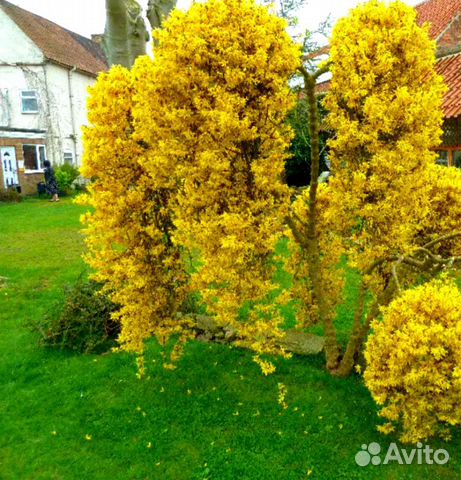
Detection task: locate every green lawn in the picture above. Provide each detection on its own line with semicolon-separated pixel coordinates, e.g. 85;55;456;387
0;198;459;480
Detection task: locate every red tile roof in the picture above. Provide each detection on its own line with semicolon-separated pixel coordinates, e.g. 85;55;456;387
436;52;461;118
315;80;330;94
0;0;107;76
415;0;461;39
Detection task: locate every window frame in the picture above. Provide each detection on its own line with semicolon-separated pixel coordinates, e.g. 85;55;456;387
23;144;46;173
20;90;39;114
435;147;461;167
63;151;74;165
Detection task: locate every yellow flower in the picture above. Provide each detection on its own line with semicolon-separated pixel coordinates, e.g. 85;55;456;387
365;279;461;443
81;0;299;372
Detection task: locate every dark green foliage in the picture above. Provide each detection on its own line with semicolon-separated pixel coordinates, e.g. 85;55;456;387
0;188;22;202
54;163;81;195
35;277;119;353
285;95;330;187
181;291;207;315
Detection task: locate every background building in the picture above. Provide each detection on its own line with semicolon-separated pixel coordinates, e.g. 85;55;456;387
418;0;461;166
0;0;107;194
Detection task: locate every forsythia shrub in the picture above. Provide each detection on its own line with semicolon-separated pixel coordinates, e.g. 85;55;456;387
80;0;300;371
364;279;461;443
325;0;446;294
132;0;300;371
417;164;461;258
78;67;191;363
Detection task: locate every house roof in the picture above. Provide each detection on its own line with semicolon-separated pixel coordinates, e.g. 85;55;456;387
415;0;461;39
436;52;461;118
415;0;461;118
0;0;107;76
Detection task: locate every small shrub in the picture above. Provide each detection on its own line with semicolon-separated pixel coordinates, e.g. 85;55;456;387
364;279;461;443
55;164;81;195
0;188;22;203
35;278;120;353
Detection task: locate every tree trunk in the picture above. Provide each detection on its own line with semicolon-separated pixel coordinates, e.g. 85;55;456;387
104;0;177;69
126;0;149;63
104;0;132;68
335;280;396;377
302;68;342;371
146;0;178;37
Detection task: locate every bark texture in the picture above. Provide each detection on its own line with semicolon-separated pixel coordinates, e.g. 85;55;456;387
104;0;177;68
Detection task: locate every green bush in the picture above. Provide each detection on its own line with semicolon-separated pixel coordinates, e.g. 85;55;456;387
55;163;81;195
34;278;120;354
0;188;22;203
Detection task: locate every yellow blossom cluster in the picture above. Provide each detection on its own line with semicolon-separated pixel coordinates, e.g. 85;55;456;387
131;0;300;366
417;164;461;257
78;66;191;358
325;0;447;292
364;279;461;443
80;0;300;368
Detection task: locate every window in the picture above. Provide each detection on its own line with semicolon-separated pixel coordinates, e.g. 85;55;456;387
454;150;461;169
435;150;449;166
439;118;461;167
63;151;74;165
435;149;461;167
21;90;39;113
23;144;46;171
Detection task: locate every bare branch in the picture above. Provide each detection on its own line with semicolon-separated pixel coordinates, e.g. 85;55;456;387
422;231;461;250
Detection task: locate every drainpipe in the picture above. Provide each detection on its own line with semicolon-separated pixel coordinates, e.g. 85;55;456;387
67;65;78;165
43;64;54;165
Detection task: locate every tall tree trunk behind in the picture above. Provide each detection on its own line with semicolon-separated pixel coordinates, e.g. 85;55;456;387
104;0;133;68
126;0;149;63
146;0;177;41
302;69;341;371
104;0;177;69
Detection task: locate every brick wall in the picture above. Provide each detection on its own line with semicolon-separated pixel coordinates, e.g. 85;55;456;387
0;137;45;195
20;171;44;195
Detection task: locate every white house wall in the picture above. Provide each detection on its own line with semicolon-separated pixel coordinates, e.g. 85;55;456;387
0;65;48;130
0;63;97;168
45;63;96;166
0;7;44;64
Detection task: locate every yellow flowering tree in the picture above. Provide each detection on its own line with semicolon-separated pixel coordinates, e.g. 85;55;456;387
325;0;446;274
134;0;300;371
78;67;191;369
81;0;300;372
288;0;460;376
364;279;461;443
81;0;461;384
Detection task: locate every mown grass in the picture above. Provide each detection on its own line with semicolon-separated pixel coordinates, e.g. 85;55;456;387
0;198;459;480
